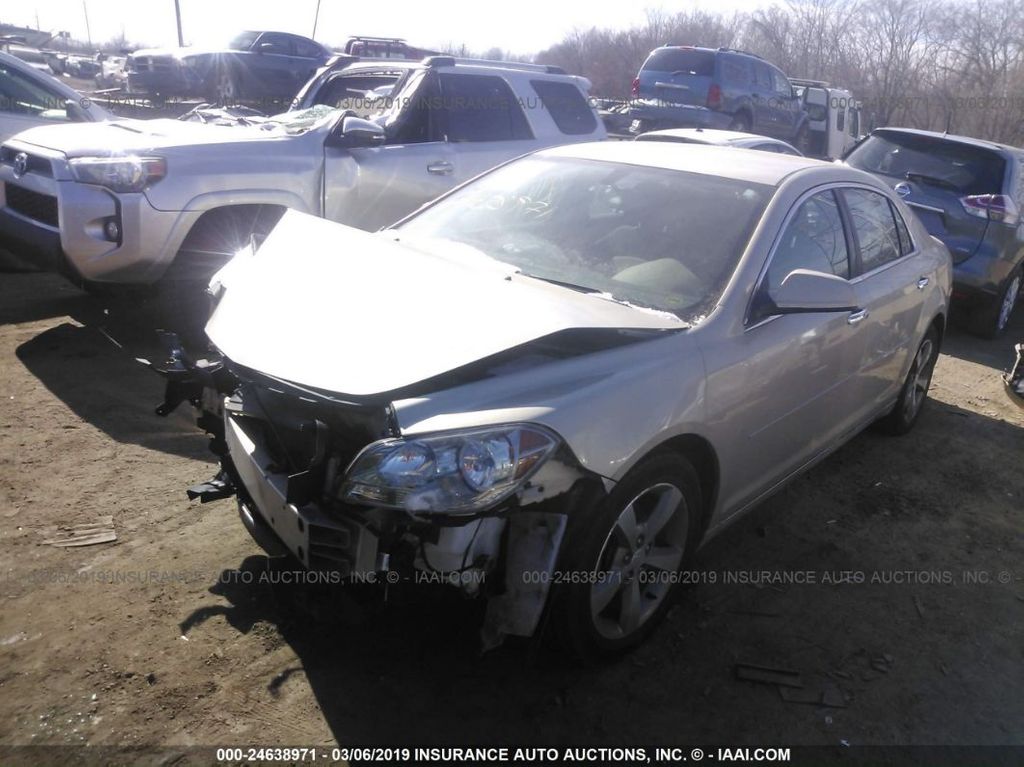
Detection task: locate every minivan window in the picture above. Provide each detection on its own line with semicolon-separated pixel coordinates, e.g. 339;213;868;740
845;131;1006;196
842;189;903;273
642;48;715;76
530;80;597;135
397;156;772;321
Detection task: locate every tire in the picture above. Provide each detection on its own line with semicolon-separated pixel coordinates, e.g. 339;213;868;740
968;265;1021;339
877;326;939;435
794;123;811;155
729;111;752;132
152;205;285;344
550;453;702;662
216;67;239;105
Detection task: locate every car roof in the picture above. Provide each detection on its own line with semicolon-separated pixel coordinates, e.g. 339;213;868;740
538;141;831;186
637;128;778;146
873;126;1021;156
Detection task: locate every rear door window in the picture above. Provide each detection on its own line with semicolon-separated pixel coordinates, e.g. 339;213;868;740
642;49;715;76
722;58;751;85
841;189;904;273
530;80;596;135
439;73;532;142
891;202;915;255
256;33;294;56
294;38;322;59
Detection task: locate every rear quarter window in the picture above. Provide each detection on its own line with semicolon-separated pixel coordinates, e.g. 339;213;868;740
530;80;597;135
642;49;715;76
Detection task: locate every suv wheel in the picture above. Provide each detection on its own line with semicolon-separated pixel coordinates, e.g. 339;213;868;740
551;453;701;661
969;265;1021;339
729;111;752;132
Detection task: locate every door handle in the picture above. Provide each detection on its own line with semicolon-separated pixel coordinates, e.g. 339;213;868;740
427;161;453;175
847;309;869;325
916;276;930;290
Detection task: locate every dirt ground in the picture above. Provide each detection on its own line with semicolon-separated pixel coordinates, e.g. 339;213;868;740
0;271;1021;754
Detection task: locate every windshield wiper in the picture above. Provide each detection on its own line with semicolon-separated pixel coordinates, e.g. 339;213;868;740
905;172;961;192
516;272;602;294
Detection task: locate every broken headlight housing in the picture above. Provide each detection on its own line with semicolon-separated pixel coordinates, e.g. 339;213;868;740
69;156;167;193
341;424;560;514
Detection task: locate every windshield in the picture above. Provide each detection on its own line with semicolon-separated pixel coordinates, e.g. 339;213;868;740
845;131;1006;195
263;104;340;133
227;32;259;51
395;156;772;321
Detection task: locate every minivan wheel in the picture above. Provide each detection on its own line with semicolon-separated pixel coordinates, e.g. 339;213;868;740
969;266;1021;339
878;327;939;435
551;454;701;661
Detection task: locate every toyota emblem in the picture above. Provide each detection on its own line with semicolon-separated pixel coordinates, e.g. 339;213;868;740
12;152;28;179
893;181;911;198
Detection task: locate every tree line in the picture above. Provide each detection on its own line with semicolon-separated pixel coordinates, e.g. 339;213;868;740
533;0;1024;146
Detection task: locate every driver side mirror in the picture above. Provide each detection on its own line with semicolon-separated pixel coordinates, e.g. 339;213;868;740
326;114;386;149
768;269;859;314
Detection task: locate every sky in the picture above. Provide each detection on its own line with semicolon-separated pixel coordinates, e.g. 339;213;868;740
4;0;767;53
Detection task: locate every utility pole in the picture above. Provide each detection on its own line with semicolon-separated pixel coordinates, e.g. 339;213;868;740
82;1;92;47
312;0;322;40
174;0;184;46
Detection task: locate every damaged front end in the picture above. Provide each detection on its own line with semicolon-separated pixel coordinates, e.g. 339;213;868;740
151;335;606;648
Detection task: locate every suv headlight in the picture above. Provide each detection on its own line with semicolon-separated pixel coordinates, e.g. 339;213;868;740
341;424;560;514
69;156;167;193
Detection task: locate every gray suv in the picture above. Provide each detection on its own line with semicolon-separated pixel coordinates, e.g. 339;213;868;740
845;127;1024;336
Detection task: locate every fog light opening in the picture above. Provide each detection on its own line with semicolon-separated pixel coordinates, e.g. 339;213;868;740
103;218;121;243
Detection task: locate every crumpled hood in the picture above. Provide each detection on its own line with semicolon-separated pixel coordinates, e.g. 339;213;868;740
12;119;289;157
206;211;685;397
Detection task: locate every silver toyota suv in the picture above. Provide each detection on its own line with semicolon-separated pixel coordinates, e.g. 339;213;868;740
0;57;603;288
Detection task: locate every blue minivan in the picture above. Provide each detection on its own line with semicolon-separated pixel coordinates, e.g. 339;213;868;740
628;46;809;150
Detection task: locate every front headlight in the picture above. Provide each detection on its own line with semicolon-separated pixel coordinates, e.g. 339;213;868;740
341;424;560;514
69;156;167;193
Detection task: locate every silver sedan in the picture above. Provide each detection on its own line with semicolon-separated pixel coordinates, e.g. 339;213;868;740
200;142;952;659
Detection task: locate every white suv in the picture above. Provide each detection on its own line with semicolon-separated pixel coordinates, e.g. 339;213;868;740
0;57;604;286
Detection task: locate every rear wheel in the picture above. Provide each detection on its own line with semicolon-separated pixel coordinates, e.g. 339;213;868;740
551;453;702;662
968;266;1021;339
877;326;939;435
729;111;752;132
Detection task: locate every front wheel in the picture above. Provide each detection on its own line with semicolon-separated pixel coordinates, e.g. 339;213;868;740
877;326;939;435
551;453;702;661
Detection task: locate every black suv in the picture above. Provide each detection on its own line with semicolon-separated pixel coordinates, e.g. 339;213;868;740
845;128;1023;337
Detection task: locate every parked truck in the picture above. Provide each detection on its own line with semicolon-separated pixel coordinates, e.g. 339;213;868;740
790;78;862;160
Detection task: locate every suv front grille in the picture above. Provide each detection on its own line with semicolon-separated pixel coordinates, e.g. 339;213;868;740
5;185;58;227
1;147;53;177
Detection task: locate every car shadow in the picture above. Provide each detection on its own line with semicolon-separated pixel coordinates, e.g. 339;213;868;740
15;323;208;460
941;303;1024;371
178;395;1023;746
182;555;596;745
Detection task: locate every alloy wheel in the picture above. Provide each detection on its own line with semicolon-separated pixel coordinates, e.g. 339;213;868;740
590;482;688;640
998;274;1021;333
903;337;935;421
